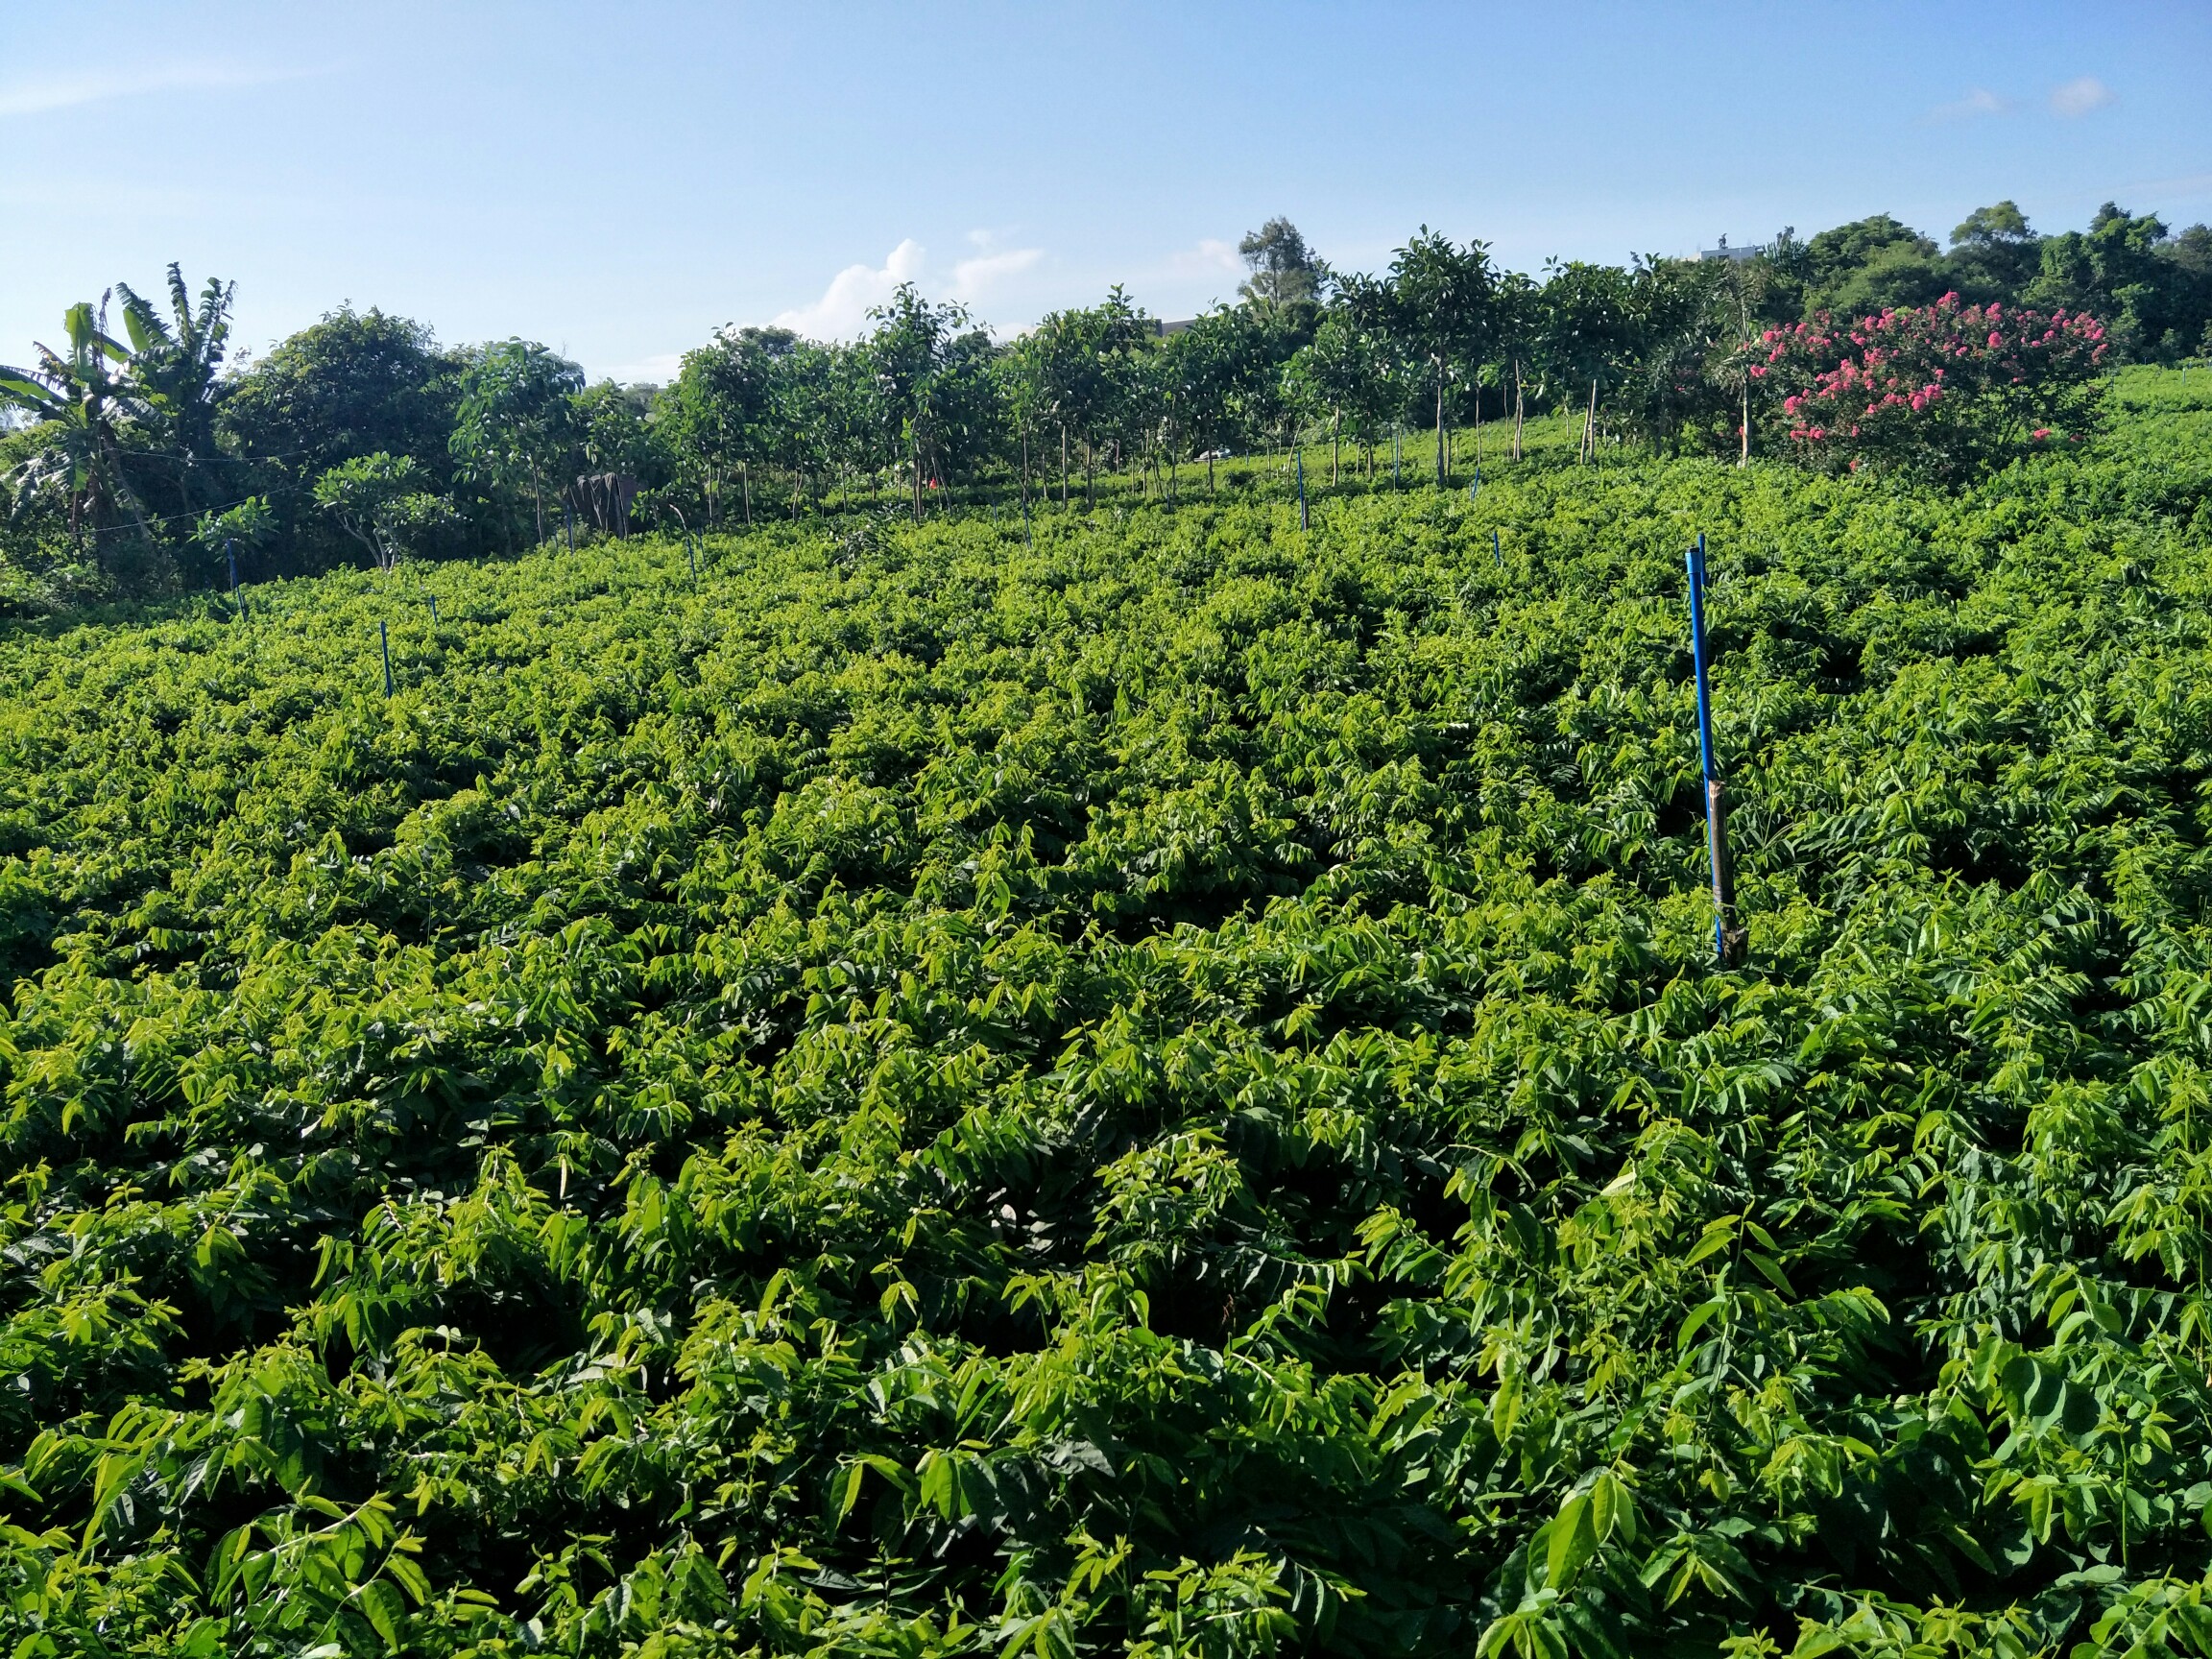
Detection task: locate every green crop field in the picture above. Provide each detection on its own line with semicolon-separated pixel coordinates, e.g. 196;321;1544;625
4;368;2212;1658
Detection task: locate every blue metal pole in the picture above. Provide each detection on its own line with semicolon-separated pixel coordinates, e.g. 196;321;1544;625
1686;533;1740;964
1493;527;1503;568
1296;447;1308;529
379;619;394;697
1688;535;1717;782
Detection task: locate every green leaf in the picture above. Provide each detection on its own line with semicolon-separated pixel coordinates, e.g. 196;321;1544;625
358;1579;407;1651
1677;1298;1727;1351
1547;1493;1599;1588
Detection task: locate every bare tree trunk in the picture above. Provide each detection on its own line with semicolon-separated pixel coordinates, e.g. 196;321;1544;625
1435;380;1446;488
532;464;544;545
1060;424;1070;505
1512;360;1525;462
742;462;752;525
1741;379;1750;467
1332;410;1340;484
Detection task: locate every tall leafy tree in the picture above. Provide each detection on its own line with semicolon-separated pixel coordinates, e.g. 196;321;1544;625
449;340;583;547
1156;314;1239;493
1386;228;1493;486
1238;217;1325;312
666;325;803;526
2030;203;2212;362
220;306;462;572
862;285;1003;517
1947;202;2043;304
1283;306;1385;483
1533;260;1633;462
1019;292;1152;507
1803;213;1948;316
1489;270;1540;461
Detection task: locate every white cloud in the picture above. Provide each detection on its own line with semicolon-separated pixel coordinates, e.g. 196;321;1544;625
2050;76;2113;117
770;234;1047;336
1931;87;2007;121
949;243;1043;304
1168;238;1243;277
596;351;685;386
772;239;928;339
0;61;297;117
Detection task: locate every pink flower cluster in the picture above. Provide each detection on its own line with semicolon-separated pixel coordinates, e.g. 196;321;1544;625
1748;293;2107;466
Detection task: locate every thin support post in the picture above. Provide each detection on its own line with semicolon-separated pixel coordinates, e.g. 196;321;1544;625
428;595;438;624
1687;533;1743;966
564;503;575;553
1493;527;1503;568
687;534;699;590
1021;491;1032;550
379;619;394;697
1296;447;1308;530
1469;466;1480;503
227;538;244;621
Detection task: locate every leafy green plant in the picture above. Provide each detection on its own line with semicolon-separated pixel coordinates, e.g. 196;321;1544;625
0;379;2210;1657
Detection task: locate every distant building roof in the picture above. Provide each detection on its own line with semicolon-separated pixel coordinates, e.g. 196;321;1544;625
1699;239;1761;263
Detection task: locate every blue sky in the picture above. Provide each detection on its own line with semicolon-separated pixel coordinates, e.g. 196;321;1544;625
3;1;2207;383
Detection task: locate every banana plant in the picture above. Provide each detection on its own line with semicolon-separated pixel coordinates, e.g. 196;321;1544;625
112;264;236;516
0;295;155;563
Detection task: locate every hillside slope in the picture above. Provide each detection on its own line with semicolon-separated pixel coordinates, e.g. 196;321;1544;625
5;376;2212;1657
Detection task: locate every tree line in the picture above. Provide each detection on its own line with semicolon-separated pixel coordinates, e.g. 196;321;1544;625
2;201;2207;600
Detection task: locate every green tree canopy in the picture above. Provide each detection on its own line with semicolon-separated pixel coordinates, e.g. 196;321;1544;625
1238;217;1325;311
449;340;583;545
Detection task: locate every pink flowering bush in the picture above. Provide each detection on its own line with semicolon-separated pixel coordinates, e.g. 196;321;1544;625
1746;293;2107;479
